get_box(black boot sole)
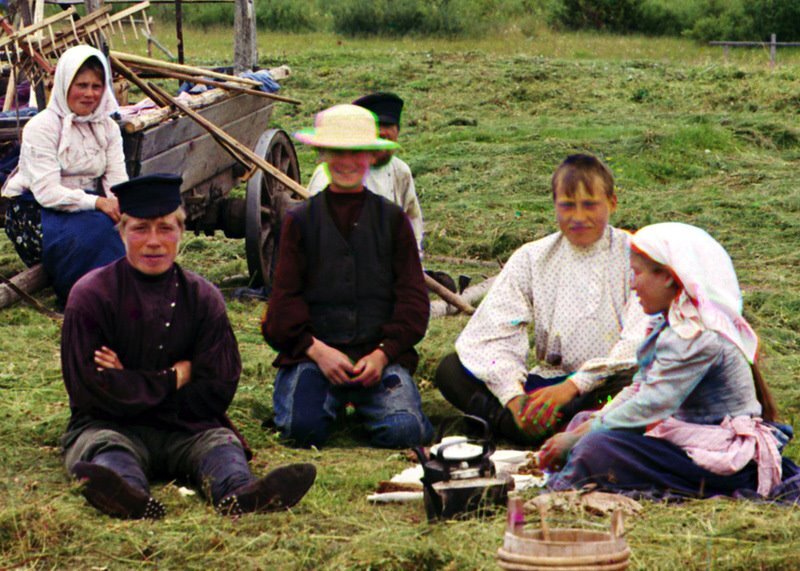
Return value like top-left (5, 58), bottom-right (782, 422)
top-left (217, 463), bottom-right (316, 516)
top-left (72, 462), bottom-right (165, 520)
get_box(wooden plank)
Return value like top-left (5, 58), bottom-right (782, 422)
top-left (136, 105), bottom-right (270, 191)
top-left (136, 93), bottom-right (270, 158)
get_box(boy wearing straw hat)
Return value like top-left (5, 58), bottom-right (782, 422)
top-left (306, 92), bottom-right (424, 256)
top-left (262, 104), bottom-right (433, 449)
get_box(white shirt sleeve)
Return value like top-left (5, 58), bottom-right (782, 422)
top-left (396, 164), bottom-right (424, 256)
top-left (455, 247), bottom-right (535, 406)
top-left (569, 293), bottom-right (650, 394)
top-left (19, 115), bottom-right (97, 211)
top-left (306, 163), bottom-right (329, 195)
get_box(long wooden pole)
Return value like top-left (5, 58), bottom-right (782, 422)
top-left (129, 63), bottom-right (302, 105)
top-left (109, 55), bottom-right (170, 107)
top-left (147, 81), bottom-right (310, 199)
top-left (111, 59), bottom-right (255, 167)
top-left (111, 51), bottom-right (261, 87)
top-left (424, 274), bottom-right (475, 314)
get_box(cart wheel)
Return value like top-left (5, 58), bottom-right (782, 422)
top-left (245, 129), bottom-right (301, 288)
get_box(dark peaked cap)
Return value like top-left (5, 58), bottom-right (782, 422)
top-left (353, 92), bottom-right (404, 126)
top-left (113, 173), bottom-right (183, 219)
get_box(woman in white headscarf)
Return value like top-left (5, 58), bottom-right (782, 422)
top-left (541, 222), bottom-right (800, 501)
top-left (2, 45), bottom-right (127, 304)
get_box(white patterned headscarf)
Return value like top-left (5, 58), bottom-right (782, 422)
top-left (48, 45), bottom-right (119, 164)
top-left (631, 222), bottom-right (758, 363)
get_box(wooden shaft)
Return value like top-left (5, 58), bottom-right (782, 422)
top-left (0, 18), bottom-right (54, 74)
top-left (0, 7), bottom-right (76, 50)
top-left (110, 55), bottom-right (170, 106)
top-left (130, 63), bottom-right (302, 105)
top-left (112, 51), bottom-right (261, 87)
top-left (424, 273), bottom-right (475, 314)
top-left (147, 81), bottom-right (310, 199)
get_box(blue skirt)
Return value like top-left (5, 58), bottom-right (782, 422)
top-left (547, 429), bottom-right (800, 503)
top-left (40, 197), bottom-right (124, 304)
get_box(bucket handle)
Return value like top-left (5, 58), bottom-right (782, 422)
top-left (610, 508), bottom-right (625, 540)
top-left (538, 502), bottom-right (551, 541)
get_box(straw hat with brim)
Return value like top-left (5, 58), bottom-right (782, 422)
top-left (293, 104), bottom-right (399, 150)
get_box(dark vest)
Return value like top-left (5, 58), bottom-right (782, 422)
top-left (294, 190), bottom-right (399, 347)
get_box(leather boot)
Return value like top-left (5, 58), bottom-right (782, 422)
top-left (216, 463), bottom-right (317, 516)
top-left (72, 461), bottom-right (165, 520)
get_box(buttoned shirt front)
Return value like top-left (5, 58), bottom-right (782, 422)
top-left (455, 226), bottom-right (648, 406)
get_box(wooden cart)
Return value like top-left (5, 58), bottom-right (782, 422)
top-left (120, 90), bottom-right (302, 287)
top-left (0, 87), bottom-right (302, 294)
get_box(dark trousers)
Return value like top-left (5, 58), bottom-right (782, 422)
top-left (434, 352), bottom-right (633, 445)
top-left (63, 422), bottom-right (253, 504)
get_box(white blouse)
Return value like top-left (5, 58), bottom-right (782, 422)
top-left (2, 108), bottom-right (127, 211)
top-left (455, 226), bottom-right (649, 406)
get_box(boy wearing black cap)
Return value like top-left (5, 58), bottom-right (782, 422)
top-left (306, 92), bottom-right (424, 255)
top-left (60, 174), bottom-right (316, 519)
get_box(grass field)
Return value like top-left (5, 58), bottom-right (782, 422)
top-left (3, 27), bottom-right (800, 569)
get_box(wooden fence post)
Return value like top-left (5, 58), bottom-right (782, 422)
top-left (234, 0), bottom-right (257, 73)
top-left (770, 33), bottom-right (776, 68)
top-left (175, 0), bottom-right (184, 65)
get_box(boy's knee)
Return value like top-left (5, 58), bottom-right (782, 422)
top-left (281, 415), bottom-right (332, 449)
top-left (433, 352), bottom-right (462, 391)
top-left (370, 411), bottom-right (433, 448)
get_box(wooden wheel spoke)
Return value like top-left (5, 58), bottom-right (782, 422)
top-left (259, 230), bottom-right (271, 250)
top-left (246, 129), bottom-right (300, 288)
top-left (271, 145), bottom-right (283, 167)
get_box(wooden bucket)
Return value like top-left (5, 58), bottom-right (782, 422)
top-left (497, 507), bottom-right (630, 570)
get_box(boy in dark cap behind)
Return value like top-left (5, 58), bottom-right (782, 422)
top-left (60, 173), bottom-right (316, 519)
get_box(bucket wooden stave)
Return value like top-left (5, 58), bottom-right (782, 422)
top-left (497, 528), bottom-right (630, 570)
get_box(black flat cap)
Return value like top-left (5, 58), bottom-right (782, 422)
top-left (353, 92), bottom-right (403, 126)
top-left (113, 173), bottom-right (183, 218)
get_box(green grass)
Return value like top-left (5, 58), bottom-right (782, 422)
top-left (3, 27), bottom-right (800, 569)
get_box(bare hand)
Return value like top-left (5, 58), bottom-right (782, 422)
top-left (351, 349), bottom-right (389, 388)
top-left (306, 338), bottom-right (356, 385)
top-left (96, 196), bottom-right (121, 223)
top-left (527, 379), bottom-right (579, 409)
top-left (94, 346), bottom-right (123, 371)
top-left (506, 394), bottom-right (561, 440)
top-left (539, 430), bottom-right (582, 471)
top-left (173, 360), bottom-right (192, 389)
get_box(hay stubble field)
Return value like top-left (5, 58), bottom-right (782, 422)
top-left (2, 26), bottom-right (800, 569)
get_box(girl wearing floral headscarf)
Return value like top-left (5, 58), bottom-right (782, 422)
top-left (541, 222), bottom-right (800, 500)
top-left (2, 45), bottom-right (127, 304)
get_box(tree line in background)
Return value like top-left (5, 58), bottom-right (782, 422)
top-left (146, 0), bottom-right (800, 42)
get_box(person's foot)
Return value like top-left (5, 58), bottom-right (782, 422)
top-left (425, 270), bottom-right (457, 293)
top-left (72, 462), bottom-right (165, 520)
top-left (216, 463), bottom-right (317, 516)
